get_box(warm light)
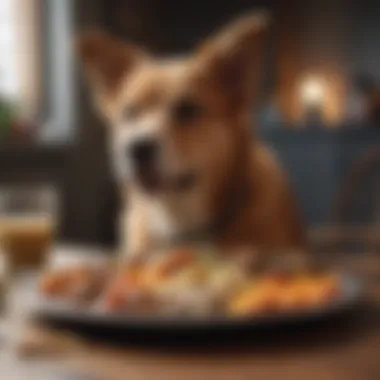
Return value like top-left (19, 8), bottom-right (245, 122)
top-left (299, 76), bottom-right (325, 107)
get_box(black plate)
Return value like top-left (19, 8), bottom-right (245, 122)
top-left (33, 274), bottom-right (362, 335)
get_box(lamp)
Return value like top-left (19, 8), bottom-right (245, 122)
top-left (299, 76), bottom-right (326, 125)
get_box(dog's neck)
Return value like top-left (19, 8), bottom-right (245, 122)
top-left (168, 177), bottom-right (251, 247)
top-left (205, 127), bottom-right (253, 241)
top-left (150, 127), bottom-right (253, 246)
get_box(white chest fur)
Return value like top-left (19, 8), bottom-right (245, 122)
top-left (119, 188), bottom-right (210, 256)
top-left (148, 190), bottom-right (208, 243)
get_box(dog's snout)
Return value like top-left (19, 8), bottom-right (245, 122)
top-left (129, 139), bottom-right (158, 164)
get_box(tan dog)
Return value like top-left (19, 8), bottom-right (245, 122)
top-left (77, 12), bottom-right (307, 267)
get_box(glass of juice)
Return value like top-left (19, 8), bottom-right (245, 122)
top-left (0, 185), bottom-right (58, 271)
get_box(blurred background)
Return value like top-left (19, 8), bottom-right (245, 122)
top-left (1, 0), bottom-right (380, 253)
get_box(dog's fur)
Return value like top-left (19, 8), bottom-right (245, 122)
top-left (77, 13), bottom-right (307, 263)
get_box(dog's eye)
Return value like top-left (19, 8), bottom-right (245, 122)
top-left (122, 105), bottom-right (140, 121)
top-left (172, 99), bottom-right (203, 125)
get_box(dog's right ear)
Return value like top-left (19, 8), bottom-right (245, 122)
top-left (76, 31), bottom-right (146, 112)
top-left (195, 12), bottom-right (270, 110)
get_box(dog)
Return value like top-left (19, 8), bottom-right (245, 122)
top-left (76, 12), bottom-right (307, 269)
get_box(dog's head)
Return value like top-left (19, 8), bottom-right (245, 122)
top-left (77, 13), bottom-right (269, 197)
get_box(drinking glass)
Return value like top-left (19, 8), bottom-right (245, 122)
top-left (0, 184), bottom-right (58, 271)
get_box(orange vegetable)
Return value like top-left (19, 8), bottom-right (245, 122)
top-left (155, 249), bottom-right (196, 279)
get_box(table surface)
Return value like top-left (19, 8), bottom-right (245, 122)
top-left (1, 250), bottom-right (380, 380)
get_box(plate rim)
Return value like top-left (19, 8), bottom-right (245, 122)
top-left (33, 273), bottom-right (363, 329)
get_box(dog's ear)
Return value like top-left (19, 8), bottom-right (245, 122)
top-left (196, 12), bottom-right (270, 109)
top-left (76, 31), bottom-right (146, 112)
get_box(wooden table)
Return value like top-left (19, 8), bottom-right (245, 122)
top-left (1, 251), bottom-right (380, 380)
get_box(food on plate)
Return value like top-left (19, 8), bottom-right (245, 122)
top-left (228, 273), bottom-right (341, 317)
top-left (40, 264), bottom-right (110, 303)
top-left (39, 246), bottom-right (342, 318)
top-left (99, 247), bottom-right (249, 315)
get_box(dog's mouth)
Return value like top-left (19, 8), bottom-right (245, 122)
top-left (135, 166), bottom-right (163, 193)
top-left (169, 172), bottom-right (198, 193)
top-left (135, 168), bottom-right (197, 194)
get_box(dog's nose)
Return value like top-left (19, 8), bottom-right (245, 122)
top-left (129, 139), bottom-right (158, 165)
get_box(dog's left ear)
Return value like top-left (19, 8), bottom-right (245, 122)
top-left (196, 12), bottom-right (270, 108)
top-left (76, 31), bottom-right (147, 116)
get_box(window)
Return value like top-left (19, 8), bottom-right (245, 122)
top-left (42, 0), bottom-right (76, 142)
top-left (0, 0), bottom-right (75, 145)
top-left (0, 0), bottom-right (18, 100)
